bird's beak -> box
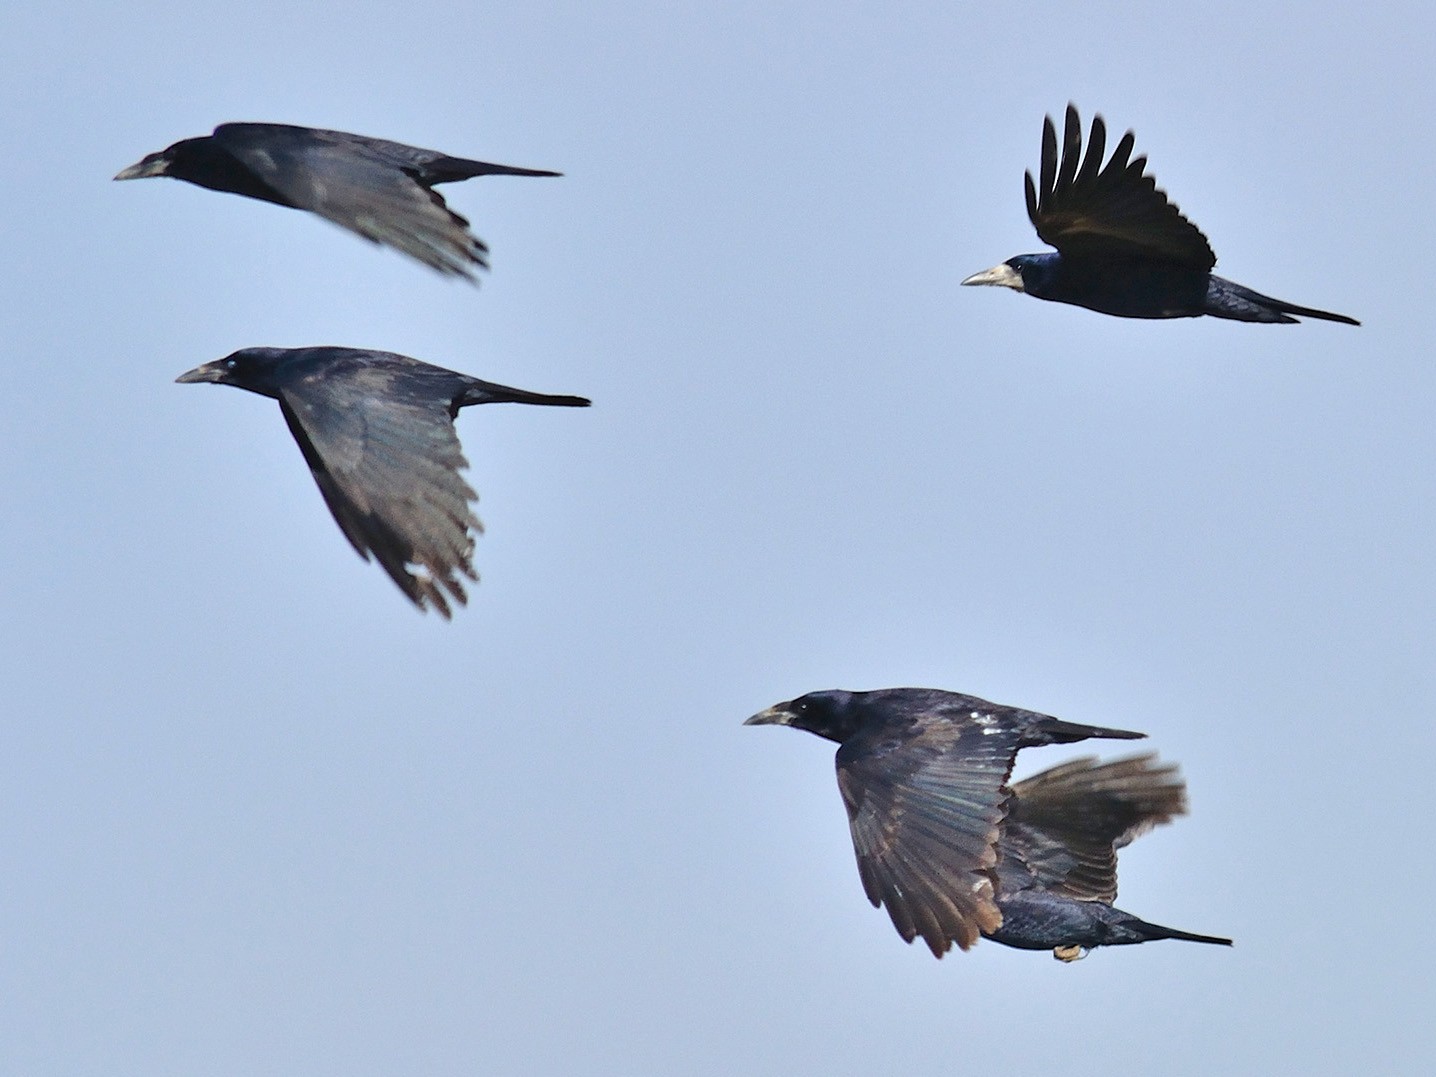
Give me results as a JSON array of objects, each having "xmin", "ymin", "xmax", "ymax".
[
  {"xmin": 113, "ymin": 156, "xmax": 168, "ymax": 181},
  {"xmin": 175, "ymin": 361, "xmax": 227, "ymax": 384},
  {"xmin": 961, "ymin": 262, "xmax": 1025, "ymax": 291},
  {"xmin": 744, "ymin": 704, "xmax": 797, "ymax": 727}
]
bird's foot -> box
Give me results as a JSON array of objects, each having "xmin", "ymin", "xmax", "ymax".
[{"xmin": 1053, "ymin": 945, "xmax": 1088, "ymax": 963}]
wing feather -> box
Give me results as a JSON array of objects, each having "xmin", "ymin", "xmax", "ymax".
[
  {"xmin": 1025, "ymin": 105, "xmax": 1216, "ymax": 269},
  {"xmin": 836, "ymin": 714, "xmax": 1024, "ymax": 955},
  {"xmin": 1001, "ymin": 754, "xmax": 1186, "ymax": 903},
  {"xmin": 277, "ymin": 366, "xmax": 481, "ymax": 617},
  {"xmin": 213, "ymin": 125, "xmax": 487, "ymax": 278}
]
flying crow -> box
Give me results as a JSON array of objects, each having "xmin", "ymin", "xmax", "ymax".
[
  {"xmin": 962, "ymin": 105, "xmax": 1358, "ymax": 324},
  {"xmin": 117, "ymin": 123, "xmax": 559, "ymax": 279},
  {"xmin": 177, "ymin": 346, "xmax": 588, "ymax": 616},
  {"xmin": 747, "ymin": 688, "xmax": 1230, "ymax": 959}
]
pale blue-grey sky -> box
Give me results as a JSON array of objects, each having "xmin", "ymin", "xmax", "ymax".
[{"xmin": 3, "ymin": 3, "xmax": 1432, "ymax": 1074}]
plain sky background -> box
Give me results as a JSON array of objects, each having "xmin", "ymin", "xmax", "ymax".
[{"xmin": 3, "ymin": 3, "xmax": 1432, "ymax": 1075}]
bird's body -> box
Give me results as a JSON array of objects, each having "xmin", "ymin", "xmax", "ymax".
[
  {"xmin": 747, "ymin": 688, "xmax": 1230, "ymax": 959},
  {"xmin": 963, "ymin": 105, "xmax": 1358, "ymax": 325},
  {"xmin": 116, "ymin": 123, "xmax": 560, "ymax": 279},
  {"xmin": 176, "ymin": 346, "xmax": 589, "ymax": 616}
]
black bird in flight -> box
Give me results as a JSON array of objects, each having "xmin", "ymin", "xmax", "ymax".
[
  {"xmin": 747, "ymin": 688, "xmax": 1231, "ymax": 960},
  {"xmin": 115, "ymin": 123, "xmax": 560, "ymax": 279},
  {"xmin": 176, "ymin": 346, "xmax": 589, "ymax": 617},
  {"xmin": 962, "ymin": 105, "xmax": 1358, "ymax": 325}
]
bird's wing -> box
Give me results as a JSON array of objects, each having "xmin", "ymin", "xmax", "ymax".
[
  {"xmin": 835, "ymin": 708, "xmax": 1022, "ymax": 955},
  {"xmin": 276, "ymin": 366, "xmax": 480, "ymax": 617},
  {"xmin": 1001, "ymin": 754, "xmax": 1186, "ymax": 903},
  {"xmin": 212, "ymin": 125, "xmax": 487, "ymax": 277},
  {"xmin": 1024, "ymin": 105, "xmax": 1216, "ymax": 270}
]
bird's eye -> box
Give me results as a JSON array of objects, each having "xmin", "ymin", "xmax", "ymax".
[{"xmin": 224, "ymin": 358, "xmax": 238, "ymax": 369}]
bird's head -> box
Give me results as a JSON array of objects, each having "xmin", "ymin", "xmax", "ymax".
[
  {"xmin": 745, "ymin": 690, "xmax": 862, "ymax": 744},
  {"xmin": 175, "ymin": 348, "xmax": 288, "ymax": 398},
  {"xmin": 113, "ymin": 138, "xmax": 203, "ymax": 181},
  {"xmin": 961, "ymin": 254, "xmax": 1057, "ymax": 295}
]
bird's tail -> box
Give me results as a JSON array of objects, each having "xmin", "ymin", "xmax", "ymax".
[
  {"xmin": 460, "ymin": 381, "xmax": 591, "ymax": 409},
  {"xmin": 1027, "ymin": 716, "xmax": 1146, "ymax": 746},
  {"xmin": 1122, "ymin": 914, "xmax": 1233, "ymax": 947},
  {"xmin": 1205, "ymin": 276, "xmax": 1359, "ymax": 325},
  {"xmin": 430, "ymin": 156, "xmax": 563, "ymax": 183}
]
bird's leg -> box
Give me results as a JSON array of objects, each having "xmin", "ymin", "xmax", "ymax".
[{"xmin": 1053, "ymin": 945, "xmax": 1088, "ymax": 962}]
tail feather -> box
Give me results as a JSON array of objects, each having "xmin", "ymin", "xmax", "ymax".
[
  {"xmin": 430, "ymin": 156, "xmax": 563, "ymax": 183},
  {"xmin": 1268, "ymin": 298, "xmax": 1361, "ymax": 326},
  {"xmin": 1129, "ymin": 916, "xmax": 1232, "ymax": 947},
  {"xmin": 1206, "ymin": 275, "xmax": 1359, "ymax": 325},
  {"xmin": 460, "ymin": 383, "xmax": 591, "ymax": 409},
  {"xmin": 1027, "ymin": 717, "xmax": 1146, "ymax": 746}
]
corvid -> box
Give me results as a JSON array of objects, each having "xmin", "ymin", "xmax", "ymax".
[{"xmin": 176, "ymin": 346, "xmax": 588, "ymax": 616}]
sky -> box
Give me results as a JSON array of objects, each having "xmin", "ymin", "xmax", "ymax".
[{"xmin": 3, "ymin": 2, "xmax": 1433, "ymax": 1074}]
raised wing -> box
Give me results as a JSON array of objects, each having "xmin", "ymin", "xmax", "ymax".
[
  {"xmin": 1024, "ymin": 105, "xmax": 1216, "ymax": 270},
  {"xmin": 277, "ymin": 364, "xmax": 481, "ymax": 617},
  {"xmin": 1001, "ymin": 754, "xmax": 1186, "ymax": 903},
  {"xmin": 213, "ymin": 124, "xmax": 488, "ymax": 278},
  {"xmin": 835, "ymin": 708, "xmax": 1024, "ymax": 955}
]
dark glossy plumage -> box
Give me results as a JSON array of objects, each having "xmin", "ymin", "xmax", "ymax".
[
  {"xmin": 115, "ymin": 123, "xmax": 560, "ymax": 279},
  {"xmin": 962, "ymin": 105, "xmax": 1358, "ymax": 324},
  {"xmin": 176, "ymin": 346, "xmax": 589, "ymax": 616},
  {"xmin": 746, "ymin": 688, "xmax": 1230, "ymax": 959}
]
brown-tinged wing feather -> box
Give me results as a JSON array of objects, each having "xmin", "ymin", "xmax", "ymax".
[
  {"xmin": 835, "ymin": 711, "xmax": 1024, "ymax": 955},
  {"xmin": 1001, "ymin": 754, "xmax": 1186, "ymax": 903}
]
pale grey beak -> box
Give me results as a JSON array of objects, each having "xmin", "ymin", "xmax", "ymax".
[
  {"xmin": 744, "ymin": 705, "xmax": 796, "ymax": 727},
  {"xmin": 113, "ymin": 156, "xmax": 169, "ymax": 181},
  {"xmin": 175, "ymin": 360, "xmax": 227, "ymax": 384},
  {"xmin": 961, "ymin": 262, "xmax": 1025, "ymax": 291}
]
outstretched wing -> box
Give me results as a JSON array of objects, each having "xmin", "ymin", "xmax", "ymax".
[
  {"xmin": 1001, "ymin": 754, "xmax": 1186, "ymax": 903},
  {"xmin": 835, "ymin": 707, "xmax": 1024, "ymax": 955},
  {"xmin": 213, "ymin": 124, "xmax": 488, "ymax": 278},
  {"xmin": 1024, "ymin": 105, "xmax": 1216, "ymax": 270},
  {"xmin": 277, "ymin": 364, "xmax": 481, "ymax": 617}
]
